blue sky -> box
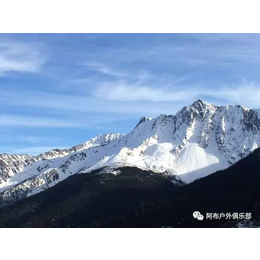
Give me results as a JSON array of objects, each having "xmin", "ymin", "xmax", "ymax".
[{"xmin": 1, "ymin": 33, "xmax": 260, "ymax": 155}]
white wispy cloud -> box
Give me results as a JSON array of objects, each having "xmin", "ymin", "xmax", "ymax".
[
  {"xmin": 0, "ymin": 115, "xmax": 87, "ymax": 128},
  {"xmin": 0, "ymin": 89, "xmax": 181, "ymax": 117},
  {"xmin": 82, "ymin": 35, "xmax": 260, "ymax": 69},
  {"xmin": 93, "ymin": 80, "xmax": 260, "ymax": 109},
  {"xmin": 2, "ymin": 79, "xmax": 260, "ymax": 122},
  {"xmin": 2, "ymin": 146, "xmax": 68, "ymax": 156},
  {"xmin": 208, "ymin": 83, "xmax": 260, "ymax": 108},
  {"xmin": 0, "ymin": 135, "xmax": 58, "ymax": 144},
  {"xmin": 84, "ymin": 62, "xmax": 129, "ymax": 78},
  {"xmin": 0, "ymin": 40, "xmax": 45, "ymax": 75},
  {"xmin": 2, "ymin": 82, "xmax": 260, "ymax": 123},
  {"xmin": 0, "ymin": 110, "xmax": 141, "ymax": 129},
  {"xmin": 94, "ymin": 81, "xmax": 199, "ymax": 102}
]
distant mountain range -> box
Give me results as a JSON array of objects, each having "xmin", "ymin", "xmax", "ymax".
[{"xmin": 1, "ymin": 99, "xmax": 260, "ymax": 207}]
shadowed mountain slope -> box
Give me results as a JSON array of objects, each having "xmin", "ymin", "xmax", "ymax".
[{"xmin": 0, "ymin": 148, "xmax": 260, "ymax": 227}]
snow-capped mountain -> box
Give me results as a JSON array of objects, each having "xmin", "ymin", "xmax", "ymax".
[{"xmin": 1, "ymin": 99, "xmax": 260, "ymax": 205}]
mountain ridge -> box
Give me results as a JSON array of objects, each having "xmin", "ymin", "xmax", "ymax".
[{"xmin": 1, "ymin": 99, "xmax": 260, "ymax": 205}]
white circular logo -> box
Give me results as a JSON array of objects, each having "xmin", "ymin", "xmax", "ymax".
[{"xmin": 193, "ymin": 211, "xmax": 204, "ymax": 221}]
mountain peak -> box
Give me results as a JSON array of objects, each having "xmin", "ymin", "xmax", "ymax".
[
  {"xmin": 135, "ymin": 116, "xmax": 153, "ymax": 128},
  {"xmin": 191, "ymin": 99, "xmax": 212, "ymax": 108}
]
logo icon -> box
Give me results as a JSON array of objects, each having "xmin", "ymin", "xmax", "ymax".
[{"xmin": 193, "ymin": 211, "xmax": 204, "ymax": 221}]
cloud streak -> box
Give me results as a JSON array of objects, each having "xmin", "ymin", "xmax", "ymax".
[
  {"xmin": 2, "ymin": 80, "xmax": 260, "ymax": 121},
  {"xmin": 93, "ymin": 80, "xmax": 260, "ymax": 109},
  {"xmin": 0, "ymin": 115, "xmax": 87, "ymax": 128},
  {"xmin": 0, "ymin": 40, "xmax": 45, "ymax": 75},
  {"xmin": 84, "ymin": 62, "xmax": 129, "ymax": 78},
  {"xmin": 1, "ymin": 146, "xmax": 68, "ymax": 156},
  {"xmin": 94, "ymin": 81, "xmax": 198, "ymax": 102},
  {"xmin": 0, "ymin": 89, "xmax": 182, "ymax": 117},
  {"xmin": 0, "ymin": 114, "xmax": 130, "ymax": 129}
]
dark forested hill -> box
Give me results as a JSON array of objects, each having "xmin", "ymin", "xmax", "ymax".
[
  {"xmin": 0, "ymin": 167, "xmax": 179, "ymax": 228},
  {"xmin": 0, "ymin": 148, "xmax": 260, "ymax": 228}
]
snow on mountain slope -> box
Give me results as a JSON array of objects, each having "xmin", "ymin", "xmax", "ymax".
[
  {"xmin": 1, "ymin": 100, "xmax": 260, "ymax": 205},
  {"xmin": 0, "ymin": 133, "xmax": 123, "ymax": 192}
]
